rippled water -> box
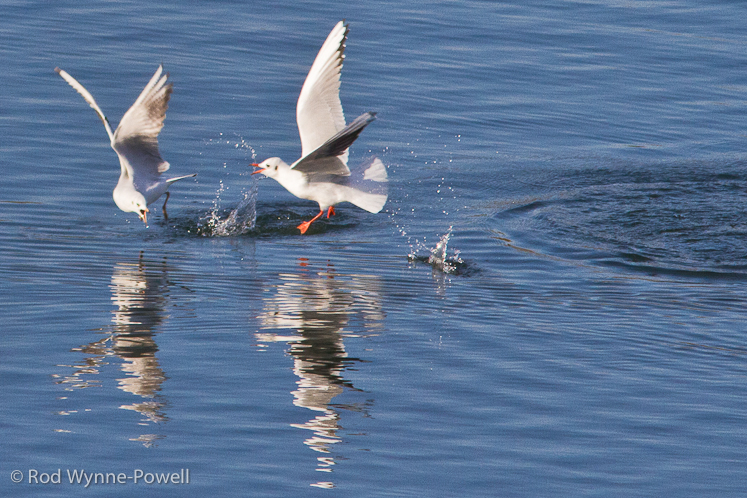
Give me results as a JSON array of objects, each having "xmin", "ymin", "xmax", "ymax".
[
  {"xmin": 3, "ymin": 0, "xmax": 747, "ymax": 496},
  {"xmin": 496, "ymin": 160, "xmax": 747, "ymax": 276}
]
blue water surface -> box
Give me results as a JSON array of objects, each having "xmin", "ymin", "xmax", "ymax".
[{"xmin": 2, "ymin": 0, "xmax": 747, "ymax": 496}]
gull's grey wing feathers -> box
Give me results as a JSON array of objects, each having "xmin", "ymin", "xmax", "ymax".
[
  {"xmin": 113, "ymin": 65, "xmax": 173, "ymax": 176},
  {"xmin": 296, "ymin": 21, "xmax": 348, "ymax": 160},
  {"xmin": 293, "ymin": 156, "xmax": 350, "ymax": 177},
  {"xmin": 55, "ymin": 67, "xmax": 115, "ymax": 142},
  {"xmin": 292, "ymin": 112, "xmax": 376, "ymax": 176}
]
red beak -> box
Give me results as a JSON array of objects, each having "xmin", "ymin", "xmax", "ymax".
[{"xmin": 251, "ymin": 163, "xmax": 266, "ymax": 175}]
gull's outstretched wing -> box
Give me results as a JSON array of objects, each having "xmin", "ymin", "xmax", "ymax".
[
  {"xmin": 296, "ymin": 21, "xmax": 348, "ymax": 161},
  {"xmin": 113, "ymin": 65, "xmax": 173, "ymax": 177},
  {"xmin": 55, "ymin": 67, "xmax": 115, "ymax": 142},
  {"xmin": 292, "ymin": 112, "xmax": 376, "ymax": 175}
]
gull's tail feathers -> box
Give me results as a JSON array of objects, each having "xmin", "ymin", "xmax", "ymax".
[{"xmin": 344, "ymin": 157, "xmax": 388, "ymax": 213}]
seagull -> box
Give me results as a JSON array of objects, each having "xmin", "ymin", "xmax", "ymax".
[
  {"xmin": 55, "ymin": 65, "xmax": 196, "ymax": 224},
  {"xmin": 252, "ymin": 21, "xmax": 388, "ymax": 234}
]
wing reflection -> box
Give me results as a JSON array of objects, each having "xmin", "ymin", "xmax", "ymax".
[
  {"xmin": 255, "ymin": 260, "xmax": 383, "ymax": 486},
  {"xmin": 55, "ymin": 253, "xmax": 173, "ymax": 446}
]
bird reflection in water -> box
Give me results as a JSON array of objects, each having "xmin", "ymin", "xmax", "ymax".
[
  {"xmin": 55, "ymin": 253, "xmax": 173, "ymax": 447},
  {"xmin": 255, "ymin": 259, "xmax": 383, "ymax": 488}
]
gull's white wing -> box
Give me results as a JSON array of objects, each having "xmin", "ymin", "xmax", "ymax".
[
  {"xmin": 55, "ymin": 67, "xmax": 115, "ymax": 142},
  {"xmin": 113, "ymin": 65, "xmax": 172, "ymax": 178},
  {"xmin": 296, "ymin": 21, "xmax": 348, "ymax": 161}
]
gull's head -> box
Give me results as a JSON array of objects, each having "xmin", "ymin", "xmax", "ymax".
[
  {"xmin": 128, "ymin": 193, "xmax": 150, "ymax": 224},
  {"xmin": 251, "ymin": 157, "xmax": 288, "ymax": 180},
  {"xmin": 113, "ymin": 185, "xmax": 150, "ymax": 224}
]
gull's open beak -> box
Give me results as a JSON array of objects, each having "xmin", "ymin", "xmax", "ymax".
[
  {"xmin": 139, "ymin": 207, "xmax": 150, "ymax": 224},
  {"xmin": 251, "ymin": 163, "xmax": 266, "ymax": 175}
]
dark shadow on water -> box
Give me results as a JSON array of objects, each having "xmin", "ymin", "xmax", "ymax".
[
  {"xmin": 494, "ymin": 163, "xmax": 747, "ymax": 280},
  {"xmin": 406, "ymin": 252, "xmax": 476, "ymax": 277},
  {"xmin": 164, "ymin": 205, "xmax": 365, "ymax": 238},
  {"xmin": 599, "ymin": 259, "xmax": 747, "ymax": 281}
]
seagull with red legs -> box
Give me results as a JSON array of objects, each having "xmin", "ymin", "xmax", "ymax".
[{"xmin": 252, "ymin": 20, "xmax": 388, "ymax": 234}]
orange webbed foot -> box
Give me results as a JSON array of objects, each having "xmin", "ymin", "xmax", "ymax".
[{"xmin": 297, "ymin": 210, "xmax": 324, "ymax": 234}]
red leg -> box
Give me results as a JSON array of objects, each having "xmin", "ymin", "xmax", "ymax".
[
  {"xmin": 297, "ymin": 210, "xmax": 324, "ymax": 234},
  {"xmin": 326, "ymin": 206, "xmax": 336, "ymax": 218}
]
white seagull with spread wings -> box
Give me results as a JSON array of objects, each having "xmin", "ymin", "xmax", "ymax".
[
  {"xmin": 55, "ymin": 65, "xmax": 195, "ymax": 224},
  {"xmin": 252, "ymin": 21, "xmax": 388, "ymax": 234}
]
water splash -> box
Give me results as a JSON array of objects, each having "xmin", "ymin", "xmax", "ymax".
[
  {"xmin": 191, "ymin": 134, "xmax": 259, "ymax": 237},
  {"xmin": 408, "ymin": 226, "xmax": 467, "ymax": 274},
  {"xmin": 197, "ymin": 179, "xmax": 258, "ymax": 236},
  {"xmin": 427, "ymin": 226, "xmax": 462, "ymax": 273}
]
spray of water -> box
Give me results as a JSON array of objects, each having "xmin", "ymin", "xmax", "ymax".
[
  {"xmin": 197, "ymin": 179, "xmax": 258, "ymax": 236},
  {"xmin": 408, "ymin": 226, "xmax": 465, "ymax": 274},
  {"xmin": 194, "ymin": 134, "xmax": 259, "ymax": 236}
]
